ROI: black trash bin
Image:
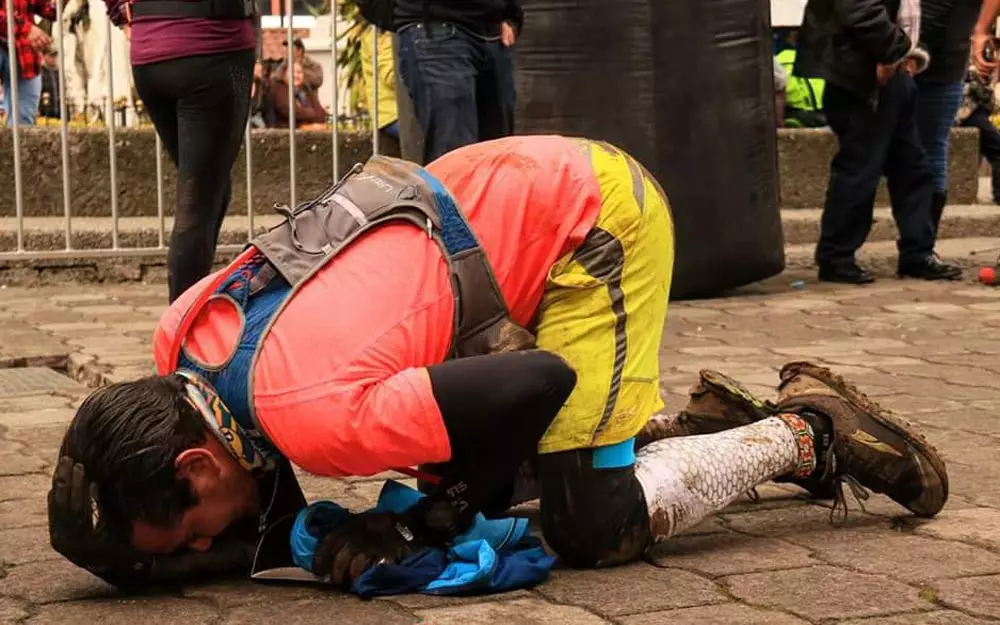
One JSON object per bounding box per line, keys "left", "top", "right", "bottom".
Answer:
{"left": 513, "top": 0, "right": 785, "bottom": 299}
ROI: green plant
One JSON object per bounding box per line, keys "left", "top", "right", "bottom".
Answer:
{"left": 304, "top": 0, "right": 366, "bottom": 93}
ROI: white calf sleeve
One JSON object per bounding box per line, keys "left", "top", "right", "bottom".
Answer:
{"left": 633, "top": 415, "right": 814, "bottom": 542}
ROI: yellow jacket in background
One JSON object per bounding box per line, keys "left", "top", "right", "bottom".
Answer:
{"left": 360, "top": 27, "right": 399, "bottom": 129}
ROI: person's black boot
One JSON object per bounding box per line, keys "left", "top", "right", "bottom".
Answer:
{"left": 818, "top": 261, "right": 875, "bottom": 284}
{"left": 897, "top": 254, "right": 963, "bottom": 281}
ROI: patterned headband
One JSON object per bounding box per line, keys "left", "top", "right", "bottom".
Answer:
{"left": 175, "top": 370, "right": 277, "bottom": 475}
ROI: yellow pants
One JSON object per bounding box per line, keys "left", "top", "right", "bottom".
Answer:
{"left": 536, "top": 139, "right": 676, "bottom": 454}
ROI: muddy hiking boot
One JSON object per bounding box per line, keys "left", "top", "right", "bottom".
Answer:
{"left": 774, "top": 361, "right": 949, "bottom": 520}
{"left": 635, "top": 369, "right": 777, "bottom": 450}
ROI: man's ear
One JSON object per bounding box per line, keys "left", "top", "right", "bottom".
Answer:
{"left": 175, "top": 448, "right": 222, "bottom": 491}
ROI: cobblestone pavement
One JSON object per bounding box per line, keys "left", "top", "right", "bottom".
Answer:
{"left": 2, "top": 271, "right": 1000, "bottom": 624}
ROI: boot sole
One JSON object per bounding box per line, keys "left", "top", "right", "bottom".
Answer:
{"left": 778, "top": 361, "right": 949, "bottom": 517}
{"left": 896, "top": 273, "right": 963, "bottom": 281}
{"left": 696, "top": 369, "right": 776, "bottom": 422}
{"left": 636, "top": 370, "right": 776, "bottom": 447}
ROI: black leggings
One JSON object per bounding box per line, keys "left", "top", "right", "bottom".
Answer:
{"left": 423, "top": 350, "right": 576, "bottom": 534}
{"left": 132, "top": 48, "right": 255, "bottom": 302}
{"left": 425, "top": 350, "right": 651, "bottom": 567}
{"left": 536, "top": 448, "right": 651, "bottom": 568}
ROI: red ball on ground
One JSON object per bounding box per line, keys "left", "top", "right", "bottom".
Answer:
{"left": 980, "top": 266, "right": 996, "bottom": 284}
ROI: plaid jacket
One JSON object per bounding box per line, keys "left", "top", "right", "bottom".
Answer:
{"left": 0, "top": 0, "right": 56, "bottom": 81}
{"left": 957, "top": 64, "right": 997, "bottom": 124}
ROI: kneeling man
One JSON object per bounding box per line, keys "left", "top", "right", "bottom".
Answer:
{"left": 48, "top": 135, "right": 948, "bottom": 591}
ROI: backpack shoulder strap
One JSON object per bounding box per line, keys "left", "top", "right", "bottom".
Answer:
{"left": 251, "top": 156, "right": 535, "bottom": 358}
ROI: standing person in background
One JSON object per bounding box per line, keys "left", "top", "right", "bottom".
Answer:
{"left": 393, "top": 0, "right": 521, "bottom": 163}
{"left": 795, "top": 0, "right": 964, "bottom": 284}
{"left": 103, "top": 0, "right": 257, "bottom": 303}
{"left": 38, "top": 48, "right": 61, "bottom": 120}
{"left": 360, "top": 25, "right": 399, "bottom": 153}
{"left": 774, "top": 56, "right": 789, "bottom": 127}
{"left": 776, "top": 32, "right": 828, "bottom": 128}
{"left": 956, "top": 60, "right": 1000, "bottom": 203}
{"left": 914, "top": 0, "right": 983, "bottom": 236}
{"left": 0, "top": 0, "right": 55, "bottom": 126}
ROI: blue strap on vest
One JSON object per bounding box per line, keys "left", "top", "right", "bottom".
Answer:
{"left": 177, "top": 255, "right": 289, "bottom": 449}
{"left": 411, "top": 167, "right": 478, "bottom": 255}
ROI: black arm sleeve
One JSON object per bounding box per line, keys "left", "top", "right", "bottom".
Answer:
{"left": 412, "top": 350, "right": 576, "bottom": 540}
{"left": 832, "top": 0, "right": 913, "bottom": 64}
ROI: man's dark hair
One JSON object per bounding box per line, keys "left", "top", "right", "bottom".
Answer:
{"left": 61, "top": 374, "right": 208, "bottom": 535}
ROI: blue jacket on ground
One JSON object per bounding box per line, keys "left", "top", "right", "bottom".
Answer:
{"left": 290, "top": 480, "right": 556, "bottom": 599}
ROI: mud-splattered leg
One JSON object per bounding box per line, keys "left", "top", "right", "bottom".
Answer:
{"left": 634, "top": 414, "right": 816, "bottom": 541}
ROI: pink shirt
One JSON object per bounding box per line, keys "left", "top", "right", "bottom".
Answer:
{"left": 100, "top": 0, "right": 254, "bottom": 66}
{"left": 129, "top": 17, "right": 255, "bottom": 66}
{"left": 154, "top": 135, "right": 602, "bottom": 477}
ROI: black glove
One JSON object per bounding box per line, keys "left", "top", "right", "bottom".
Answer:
{"left": 47, "top": 456, "right": 155, "bottom": 592}
{"left": 311, "top": 493, "right": 472, "bottom": 588}
{"left": 311, "top": 510, "right": 426, "bottom": 587}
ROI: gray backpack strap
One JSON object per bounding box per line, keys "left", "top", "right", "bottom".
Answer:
{"left": 448, "top": 248, "right": 536, "bottom": 357}
{"left": 250, "top": 156, "right": 535, "bottom": 358}
{"left": 364, "top": 157, "right": 536, "bottom": 356}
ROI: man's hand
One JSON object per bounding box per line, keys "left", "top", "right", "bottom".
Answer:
{"left": 877, "top": 62, "right": 899, "bottom": 86}
{"left": 311, "top": 511, "right": 425, "bottom": 587}
{"left": 501, "top": 21, "right": 516, "bottom": 47}
{"left": 27, "top": 25, "right": 51, "bottom": 52}
{"left": 47, "top": 457, "right": 153, "bottom": 592}
{"left": 973, "top": 31, "right": 998, "bottom": 77}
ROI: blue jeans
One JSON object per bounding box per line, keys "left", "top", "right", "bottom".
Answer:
{"left": 397, "top": 21, "right": 515, "bottom": 163}
{"left": 914, "top": 78, "right": 964, "bottom": 194}
{"left": 0, "top": 46, "right": 42, "bottom": 126}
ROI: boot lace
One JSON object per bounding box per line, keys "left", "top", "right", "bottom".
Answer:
{"left": 742, "top": 446, "right": 870, "bottom": 525}
{"left": 817, "top": 446, "right": 870, "bottom": 526}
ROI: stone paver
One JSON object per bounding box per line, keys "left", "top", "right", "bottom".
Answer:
{"left": 414, "top": 597, "right": 610, "bottom": 624}
{"left": 805, "top": 530, "right": 1000, "bottom": 583}
{"left": 0, "top": 598, "right": 29, "bottom": 623}
{"left": 536, "top": 563, "right": 725, "bottom": 616}
{"left": 221, "top": 597, "right": 419, "bottom": 625}
{"left": 933, "top": 575, "right": 1000, "bottom": 619}
{"left": 0, "top": 525, "right": 61, "bottom": 566}
{"left": 0, "top": 439, "right": 47, "bottom": 476}
{"left": 27, "top": 598, "right": 218, "bottom": 625}
{"left": 0, "top": 277, "right": 998, "bottom": 623}
{"left": 725, "top": 566, "right": 928, "bottom": 620}
{"left": 838, "top": 611, "right": 998, "bottom": 625}
{"left": 0, "top": 474, "right": 49, "bottom": 502}
{"left": 0, "top": 409, "right": 76, "bottom": 429}
{"left": 649, "top": 533, "right": 818, "bottom": 576}
{"left": 914, "top": 508, "right": 1000, "bottom": 551}
{"left": 620, "top": 603, "right": 810, "bottom": 625}
{"left": 0, "top": 498, "right": 47, "bottom": 529}
{"left": 0, "top": 560, "right": 117, "bottom": 604}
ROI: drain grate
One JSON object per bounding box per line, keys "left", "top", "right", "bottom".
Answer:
{"left": 0, "top": 367, "right": 87, "bottom": 398}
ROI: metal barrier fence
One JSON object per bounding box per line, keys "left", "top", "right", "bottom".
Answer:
{"left": 0, "top": 0, "right": 382, "bottom": 261}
